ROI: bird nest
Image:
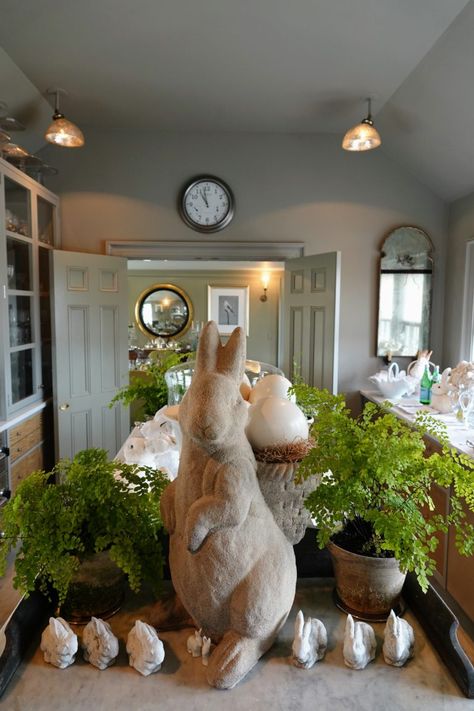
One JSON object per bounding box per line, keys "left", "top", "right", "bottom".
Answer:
{"left": 253, "top": 437, "right": 314, "bottom": 464}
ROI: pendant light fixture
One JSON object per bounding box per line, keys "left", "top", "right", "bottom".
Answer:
{"left": 342, "top": 98, "right": 381, "bottom": 152}
{"left": 45, "top": 88, "right": 84, "bottom": 148}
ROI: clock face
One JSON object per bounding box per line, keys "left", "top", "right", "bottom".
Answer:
{"left": 180, "top": 176, "right": 234, "bottom": 232}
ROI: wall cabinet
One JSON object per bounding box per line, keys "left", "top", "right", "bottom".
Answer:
{"left": 0, "top": 157, "right": 59, "bottom": 495}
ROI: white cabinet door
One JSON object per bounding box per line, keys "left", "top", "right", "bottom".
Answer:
{"left": 52, "top": 250, "right": 129, "bottom": 460}
{"left": 281, "top": 251, "right": 341, "bottom": 393}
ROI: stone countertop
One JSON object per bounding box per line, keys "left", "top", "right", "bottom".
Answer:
{"left": 2, "top": 579, "right": 473, "bottom": 711}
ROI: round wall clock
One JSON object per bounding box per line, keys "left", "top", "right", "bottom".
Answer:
{"left": 179, "top": 175, "right": 234, "bottom": 233}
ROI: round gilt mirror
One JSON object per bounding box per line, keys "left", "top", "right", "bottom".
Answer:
{"left": 135, "top": 283, "right": 193, "bottom": 339}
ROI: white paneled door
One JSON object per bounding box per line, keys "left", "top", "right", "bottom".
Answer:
{"left": 52, "top": 251, "right": 129, "bottom": 460}
{"left": 281, "top": 252, "right": 341, "bottom": 393}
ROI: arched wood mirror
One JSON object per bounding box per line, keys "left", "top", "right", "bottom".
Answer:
{"left": 135, "top": 283, "right": 193, "bottom": 339}
{"left": 377, "top": 226, "right": 434, "bottom": 358}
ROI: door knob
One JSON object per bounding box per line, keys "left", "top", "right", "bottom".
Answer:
{"left": 59, "top": 403, "right": 70, "bottom": 412}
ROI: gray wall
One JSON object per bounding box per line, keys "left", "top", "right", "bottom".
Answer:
{"left": 128, "top": 269, "right": 281, "bottom": 364}
{"left": 42, "top": 130, "right": 448, "bottom": 404}
{"left": 444, "top": 190, "right": 474, "bottom": 367}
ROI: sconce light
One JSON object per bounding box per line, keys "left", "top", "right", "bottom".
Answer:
{"left": 342, "top": 97, "right": 381, "bottom": 152}
{"left": 260, "top": 272, "right": 270, "bottom": 302}
{"left": 45, "top": 88, "right": 85, "bottom": 148}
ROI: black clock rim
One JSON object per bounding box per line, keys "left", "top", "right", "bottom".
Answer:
{"left": 179, "top": 175, "right": 234, "bottom": 233}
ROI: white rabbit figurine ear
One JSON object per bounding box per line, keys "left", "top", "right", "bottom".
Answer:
{"left": 383, "top": 610, "right": 415, "bottom": 667}
{"left": 201, "top": 636, "right": 212, "bottom": 666}
{"left": 41, "top": 616, "right": 78, "bottom": 669}
{"left": 294, "top": 610, "right": 304, "bottom": 636}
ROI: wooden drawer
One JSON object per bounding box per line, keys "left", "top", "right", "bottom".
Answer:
{"left": 10, "top": 427, "right": 43, "bottom": 463}
{"left": 11, "top": 446, "right": 44, "bottom": 493}
{"left": 9, "top": 412, "right": 44, "bottom": 448}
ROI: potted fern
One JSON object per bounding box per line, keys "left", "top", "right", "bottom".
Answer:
{"left": 291, "top": 385, "right": 474, "bottom": 620}
{"left": 0, "top": 448, "right": 169, "bottom": 621}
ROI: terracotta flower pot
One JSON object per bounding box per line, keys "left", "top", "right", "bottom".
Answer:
{"left": 327, "top": 540, "right": 406, "bottom": 622}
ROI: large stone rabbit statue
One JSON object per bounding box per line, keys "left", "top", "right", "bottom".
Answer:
{"left": 160, "top": 321, "right": 297, "bottom": 689}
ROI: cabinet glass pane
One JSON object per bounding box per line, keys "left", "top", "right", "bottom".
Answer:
{"left": 10, "top": 349, "right": 34, "bottom": 404}
{"left": 5, "top": 177, "right": 30, "bottom": 237}
{"left": 38, "top": 197, "right": 55, "bottom": 245}
{"left": 7, "top": 237, "right": 32, "bottom": 291}
{"left": 8, "top": 295, "right": 33, "bottom": 346}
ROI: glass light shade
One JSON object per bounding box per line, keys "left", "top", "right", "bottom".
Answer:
{"left": 2, "top": 143, "right": 30, "bottom": 158}
{"left": 342, "top": 119, "right": 381, "bottom": 151}
{"left": 45, "top": 115, "right": 84, "bottom": 148}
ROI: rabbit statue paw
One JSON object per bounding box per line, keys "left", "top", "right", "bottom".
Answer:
{"left": 343, "top": 614, "right": 376, "bottom": 670}
{"left": 292, "top": 610, "right": 327, "bottom": 668}
{"left": 126, "top": 620, "right": 165, "bottom": 676}
{"left": 383, "top": 610, "right": 414, "bottom": 667}
{"left": 40, "top": 617, "right": 78, "bottom": 669}
{"left": 82, "top": 617, "right": 119, "bottom": 670}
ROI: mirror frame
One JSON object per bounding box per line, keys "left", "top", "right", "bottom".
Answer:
{"left": 135, "top": 283, "right": 194, "bottom": 340}
{"left": 376, "top": 225, "right": 434, "bottom": 358}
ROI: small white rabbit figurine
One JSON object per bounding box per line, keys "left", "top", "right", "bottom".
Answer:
{"left": 126, "top": 620, "right": 165, "bottom": 676}
{"left": 40, "top": 617, "right": 78, "bottom": 669}
{"left": 383, "top": 610, "right": 414, "bottom": 667}
{"left": 292, "top": 610, "right": 327, "bottom": 669}
{"left": 82, "top": 617, "right": 119, "bottom": 670}
{"left": 186, "top": 628, "right": 203, "bottom": 657}
{"left": 343, "top": 614, "right": 376, "bottom": 670}
{"left": 201, "top": 636, "right": 212, "bottom": 666}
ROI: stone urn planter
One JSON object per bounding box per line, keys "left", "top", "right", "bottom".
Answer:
{"left": 328, "top": 540, "right": 406, "bottom": 622}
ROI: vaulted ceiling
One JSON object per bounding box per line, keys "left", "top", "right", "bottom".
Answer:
{"left": 1, "top": 0, "right": 473, "bottom": 201}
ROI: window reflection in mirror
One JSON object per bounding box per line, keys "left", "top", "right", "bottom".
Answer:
{"left": 135, "top": 284, "right": 193, "bottom": 339}
{"left": 377, "top": 227, "right": 433, "bottom": 358}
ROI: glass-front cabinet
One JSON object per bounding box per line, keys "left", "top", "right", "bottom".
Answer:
{"left": 0, "top": 158, "right": 59, "bottom": 416}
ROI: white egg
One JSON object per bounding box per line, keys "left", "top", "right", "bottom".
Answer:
{"left": 248, "top": 374, "right": 296, "bottom": 404}
{"left": 246, "top": 396, "right": 308, "bottom": 449}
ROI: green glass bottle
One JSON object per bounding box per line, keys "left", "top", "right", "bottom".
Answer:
{"left": 419, "top": 365, "right": 433, "bottom": 405}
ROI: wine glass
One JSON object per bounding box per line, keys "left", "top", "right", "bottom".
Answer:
{"left": 458, "top": 388, "right": 474, "bottom": 430}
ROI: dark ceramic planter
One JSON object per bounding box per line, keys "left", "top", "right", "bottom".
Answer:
{"left": 327, "top": 540, "right": 406, "bottom": 622}
{"left": 60, "top": 551, "right": 125, "bottom": 624}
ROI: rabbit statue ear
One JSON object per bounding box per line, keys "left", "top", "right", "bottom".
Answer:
{"left": 303, "top": 619, "right": 312, "bottom": 640}
{"left": 217, "top": 326, "right": 245, "bottom": 380}
{"left": 195, "top": 321, "right": 220, "bottom": 374}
